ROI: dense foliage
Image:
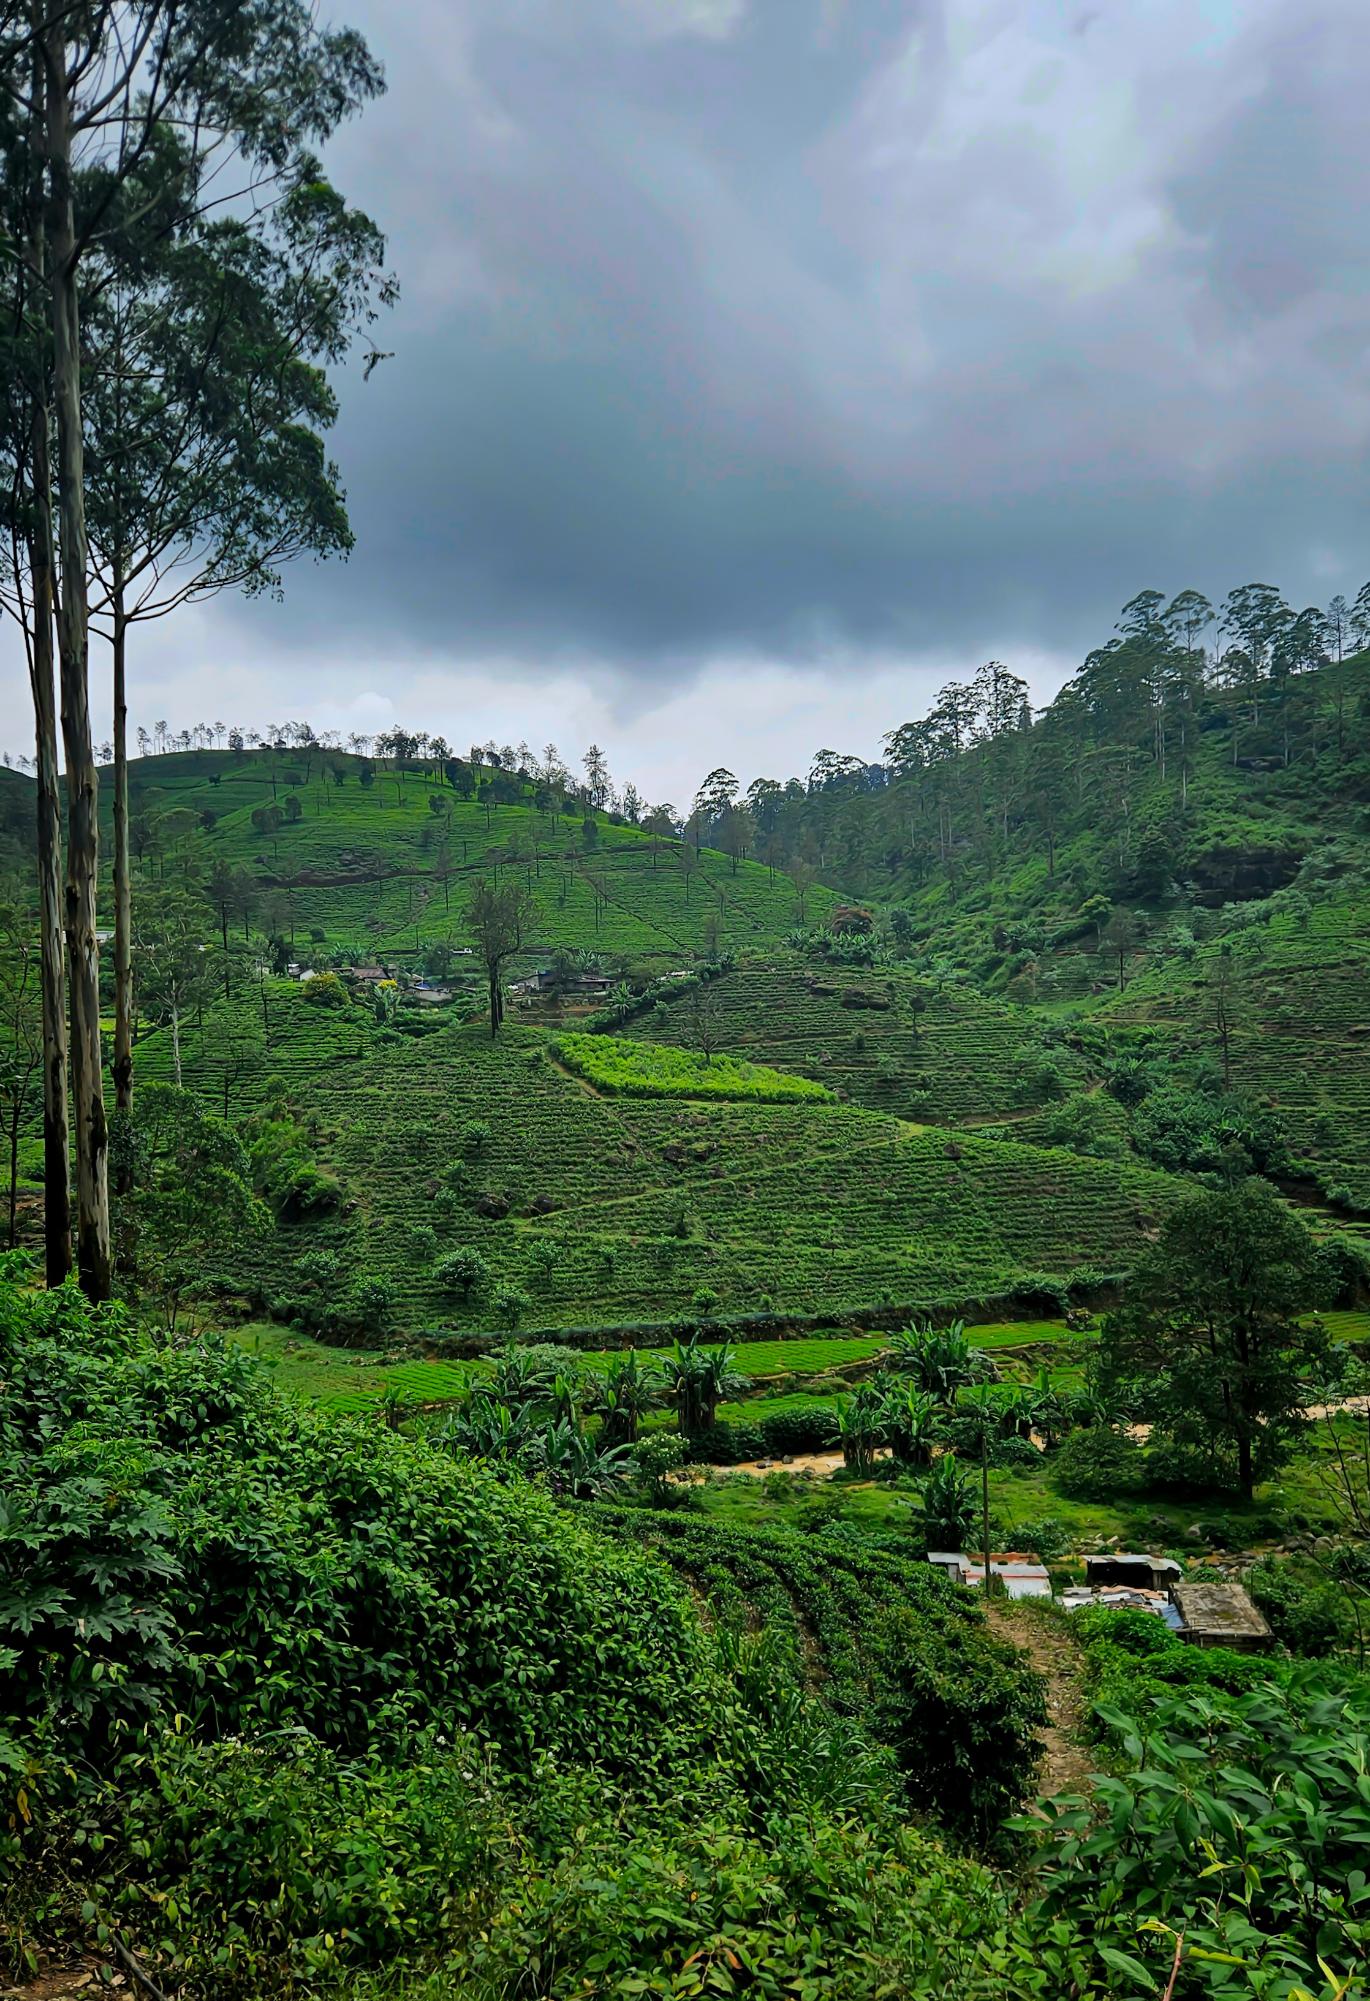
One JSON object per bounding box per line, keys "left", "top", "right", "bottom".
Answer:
{"left": 1029, "top": 1608, "right": 1370, "bottom": 1997}
{"left": 0, "top": 1270, "right": 1060, "bottom": 1996}
{"left": 1099, "top": 1182, "right": 1333, "bottom": 1496}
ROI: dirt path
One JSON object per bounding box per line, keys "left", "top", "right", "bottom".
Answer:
{"left": 985, "top": 1599, "right": 1095, "bottom": 1799}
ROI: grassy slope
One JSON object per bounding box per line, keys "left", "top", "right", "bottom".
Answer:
{"left": 855, "top": 653, "right": 1370, "bottom": 984}
{"left": 139, "top": 981, "right": 1177, "bottom": 1332}
{"left": 1097, "top": 895, "right": 1370, "bottom": 1205}
{"left": 606, "top": 961, "right": 1081, "bottom": 1125}
{"left": 110, "top": 747, "right": 834, "bottom": 966}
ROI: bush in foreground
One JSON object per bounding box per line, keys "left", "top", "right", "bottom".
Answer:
{"left": 0, "top": 1264, "right": 1047, "bottom": 1996}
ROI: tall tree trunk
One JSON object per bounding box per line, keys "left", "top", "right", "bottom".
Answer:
{"left": 27, "top": 543, "right": 71, "bottom": 1286}
{"left": 23, "top": 52, "right": 72, "bottom": 1287}
{"left": 112, "top": 581, "right": 134, "bottom": 1134}
{"left": 8, "top": 1104, "right": 20, "bottom": 1251}
{"left": 46, "top": 28, "right": 111, "bottom": 1301}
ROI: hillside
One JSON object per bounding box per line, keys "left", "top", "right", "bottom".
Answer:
{"left": 132, "top": 983, "right": 1177, "bottom": 1334}
{"left": 709, "top": 644, "right": 1370, "bottom": 1000}
{"left": 1098, "top": 894, "right": 1370, "bottom": 1211}
{"left": 604, "top": 960, "right": 1087, "bottom": 1126}
{"left": 103, "top": 746, "right": 835, "bottom": 967}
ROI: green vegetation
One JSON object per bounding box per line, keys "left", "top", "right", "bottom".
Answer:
{"left": 1, "top": 1265, "right": 1057, "bottom": 1999}
{"left": 609, "top": 961, "right": 1079, "bottom": 1124}
{"left": 4, "top": 571, "right": 1370, "bottom": 1994}
{"left": 1030, "top": 1608, "right": 1370, "bottom": 1992}
{"left": 92, "top": 744, "right": 838, "bottom": 969}
{"left": 552, "top": 1028, "right": 835, "bottom": 1102}
{"left": 2, "top": 0, "right": 1368, "bottom": 1977}
{"left": 1102, "top": 909, "right": 1370, "bottom": 1208}
{"left": 121, "top": 990, "right": 1173, "bottom": 1334}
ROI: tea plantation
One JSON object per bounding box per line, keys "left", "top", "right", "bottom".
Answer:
{"left": 109, "top": 747, "right": 833, "bottom": 965}
{"left": 607, "top": 961, "right": 1086, "bottom": 1124}
{"left": 132, "top": 982, "right": 1176, "bottom": 1333}
{"left": 1100, "top": 901, "right": 1370, "bottom": 1210}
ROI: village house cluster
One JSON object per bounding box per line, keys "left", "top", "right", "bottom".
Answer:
{"left": 927, "top": 1549, "right": 1275, "bottom": 1651}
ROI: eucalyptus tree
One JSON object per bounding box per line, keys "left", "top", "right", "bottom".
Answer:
{"left": 0, "top": 0, "right": 387, "bottom": 1298}
{"left": 84, "top": 179, "right": 390, "bottom": 1120}
{"left": 0, "top": 908, "right": 42, "bottom": 1248}
{"left": 0, "top": 65, "right": 70, "bottom": 1281}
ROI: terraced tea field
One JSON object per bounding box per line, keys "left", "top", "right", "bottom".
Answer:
{"left": 551, "top": 1031, "right": 834, "bottom": 1103}
{"left": 112, "top": 748, "right": 832, "bottom": 965}
{"left": 610, "top": 963, "right": 1083, "bottom": 1126}
{"left": 1101, "top": 918, "right": 1370, "bottom": 1207}
{"left": 142, "top": 981, "right": 1176, "bottom": 1335}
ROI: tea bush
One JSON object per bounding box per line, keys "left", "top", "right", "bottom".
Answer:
{"left": 552, "top": 1031, "right": 835, "bottom": 1104}
{"left": 1025, "top": 1608, "right": 1370, "bottom": 1995}
{"left": 0, "top": 1269, "right": 1054, "bottom": 1996}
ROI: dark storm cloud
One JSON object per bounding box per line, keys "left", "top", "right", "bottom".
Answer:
{"left": 258, "top": 0, "right": 1370, "bottom": 676}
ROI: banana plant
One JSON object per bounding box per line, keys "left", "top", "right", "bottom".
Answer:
{"left": 595, "top": 1348, "right": 661, "bottom": 1446}
{"left": 662, "top": 1332, "right": 748, "bottom": 1436}
{"left": 881, "top": 1382, "right": 944, "bottom": 1468}
{"left": 831, "top": 1383, "right": 888, "bottom": 1473}
{"left": 436, "top": 1390, "right": 537, "bottom": 1462}
{"left": 887, "top": 1319, "right": 998, "bottom": 1403}
{"left": 528, "top": 1417, "right": 630, "bottom": 1499}
{"left": 916, "top": 1456, "right": 979, "bottom": 1549}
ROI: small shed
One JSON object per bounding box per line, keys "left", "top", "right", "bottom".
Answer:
{"left": 1084, "top": 1553, "right": 1183, "bottom": 1592}
{"left": 927, "top": 1552, "right": 1052, "bottom": 1601}
{"left": 1171, "top": 1579, "right": 1274, "bottom": 1653}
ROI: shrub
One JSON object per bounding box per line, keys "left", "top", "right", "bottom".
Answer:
{"left": 759, "top": 1408, "right": 837, "bottom": 1455}
{"left": 631, "top": 1432, "right": 690, "bottom": 1502}
{"left": 401, "top": 1222, "right": 438, "bottom": 1264}
{"left": 529, "top": 1239, "right": 562, "bottom": 1282}
{"left": 434, "top": 1249, "right": 491, "bottom": 1302}
{"left": 492, "top": 1283, "right": 531, "bottom": 1331}
{"left": 682, "top": 1421, "right": 766, "bottom": 1464}
{"left": 352, "top": 1275, "right": 395, "bottom": 1335}
{"left": 870, "top": 1602, "right": 1048, "bottom": 1842}
{"left": 119, "top": 1733, "right": 499, "bottom": 1990}
{"left": 1130, "top": 1085, "right": 1288, "bottom": 1178}
{"left": 1246, "top": 1558, "right": 1348, "bottom": 1654}
{"left": 1030, "top": 1613, "right": 1370, "bottom": 1991}
{"left": 279, "top": 1163, "right": 345, "bottom": 1218}
{"left": 1011, "top": 1516, "right": 1072, "bottom": 1563}
{"left": 303, "top": 971, "right": 349, "bottom": 1008}
{"left": 595, "top": 1510, "right": 1046, "bottom": 1845}
{"left": 1050, "top": 1426, "right": 1146, "bottom": 1500}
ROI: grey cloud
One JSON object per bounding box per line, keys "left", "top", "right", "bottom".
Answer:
{"left": 241, "top": 0, "right": 1370, "bottom": 680}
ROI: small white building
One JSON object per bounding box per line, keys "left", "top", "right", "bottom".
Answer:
{"left": 927, "top": 1552, "right": 1052, "bottom": 1601}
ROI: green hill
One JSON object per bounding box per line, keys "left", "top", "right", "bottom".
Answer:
{"left": 604, "top": 961, "right": 1086, "bottom": 1126}
{"left": 132, "top": 982, "right": 1177, "bottom": 1334}
{"left": 107, "top": 746, "right": 834, "bottom": 966}
{"left": 1098, "top": 894, "right": 1370, "bottom": 1212}
{"left": 708, "top": 645, "right": 1370, "bottom": 1001}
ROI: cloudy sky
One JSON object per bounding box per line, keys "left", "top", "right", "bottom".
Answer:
{"left": 5, "top": 0, "right": 1369, "bottom": 803}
